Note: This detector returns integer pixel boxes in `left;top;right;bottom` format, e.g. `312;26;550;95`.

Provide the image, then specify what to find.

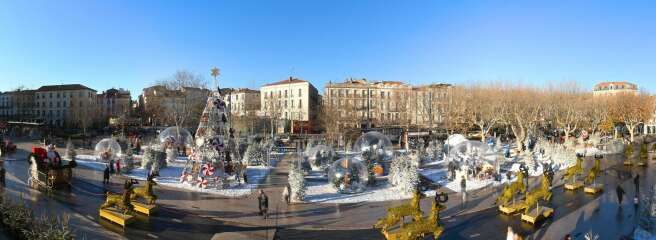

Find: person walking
258;190;269;219
116;159;121;175
634;174;640;195
282;184;291;204
109;159;115;174
616;184;625;205
103;166;110;184
460;176;467;204
0;166;5;186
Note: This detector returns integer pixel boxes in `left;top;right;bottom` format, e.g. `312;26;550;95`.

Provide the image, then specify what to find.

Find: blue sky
1;1;655;97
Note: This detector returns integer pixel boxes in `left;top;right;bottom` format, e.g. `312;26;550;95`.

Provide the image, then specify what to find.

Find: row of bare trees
446;82;655;152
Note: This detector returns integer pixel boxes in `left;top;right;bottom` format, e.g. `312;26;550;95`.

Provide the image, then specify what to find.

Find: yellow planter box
584;183;603;194
499;202;526;215
521;207;553;225
564;181;583;191
100;208;135;227
132;201;158;216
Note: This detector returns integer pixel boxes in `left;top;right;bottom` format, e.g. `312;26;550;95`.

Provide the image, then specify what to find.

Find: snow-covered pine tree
288;162;306;202
243;143;266;166
123;144;134;173
141;146;153;169
65;139;76;161
151;149;162;175
389;154;419;194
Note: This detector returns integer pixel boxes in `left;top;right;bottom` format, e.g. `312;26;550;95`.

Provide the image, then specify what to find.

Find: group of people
102;158;122;184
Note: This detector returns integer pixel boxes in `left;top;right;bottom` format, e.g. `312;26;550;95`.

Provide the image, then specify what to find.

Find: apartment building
225;88;260;117
0;89;36;121
97;88;131;120
35;84;98;127
260;77;320;133
324;79;451;131
593;81;638;96
141;85;210;126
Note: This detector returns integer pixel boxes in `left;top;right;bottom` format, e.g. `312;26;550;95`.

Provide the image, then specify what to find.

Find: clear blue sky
1;1;655;97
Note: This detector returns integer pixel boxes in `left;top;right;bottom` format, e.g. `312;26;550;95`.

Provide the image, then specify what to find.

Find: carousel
28;144;77;190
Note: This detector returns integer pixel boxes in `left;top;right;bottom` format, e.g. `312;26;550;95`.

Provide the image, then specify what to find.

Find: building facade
226;88;260;117
0;89;37;121
35;84;98;127
141;85;210;127
324;79;451;131
260;77;320;133
593;81;638;96
97;88;131;119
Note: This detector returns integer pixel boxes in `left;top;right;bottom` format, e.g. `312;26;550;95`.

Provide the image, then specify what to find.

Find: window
49;93;52;98
49;102;53;108
285;90;288;97
57;102;60;108
298;89;302;97
299;99;302;108
57;93;60;98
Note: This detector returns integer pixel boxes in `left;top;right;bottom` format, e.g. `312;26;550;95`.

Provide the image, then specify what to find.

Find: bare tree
460;84;505;142
155;70;208;129
501;85;545;153
585;95;609;135
548;84;586;141
609;92;655;142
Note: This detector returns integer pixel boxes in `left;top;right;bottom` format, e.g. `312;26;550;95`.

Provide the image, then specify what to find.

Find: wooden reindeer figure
101;180;135;215
132;173;158;204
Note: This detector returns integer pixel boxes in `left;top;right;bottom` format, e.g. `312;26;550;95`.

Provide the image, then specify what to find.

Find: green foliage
0;195;73;240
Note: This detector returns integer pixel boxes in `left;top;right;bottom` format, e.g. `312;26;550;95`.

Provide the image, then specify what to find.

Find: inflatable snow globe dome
328;157;369;194
352;131;394;161
448;140;492;161
446;134;467;149
307;145;336;170
158;127;194;148
95;138;122;161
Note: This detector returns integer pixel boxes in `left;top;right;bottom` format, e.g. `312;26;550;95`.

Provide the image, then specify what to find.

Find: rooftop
593;81;638;91
37;84;96;92
263;77;308;87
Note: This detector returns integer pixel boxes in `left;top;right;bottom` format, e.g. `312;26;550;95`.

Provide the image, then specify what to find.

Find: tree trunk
628;125;636;142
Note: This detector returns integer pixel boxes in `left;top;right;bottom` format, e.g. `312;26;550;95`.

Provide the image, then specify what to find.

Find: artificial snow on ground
419;167;501;192
303;180;415;203
74;154;274;198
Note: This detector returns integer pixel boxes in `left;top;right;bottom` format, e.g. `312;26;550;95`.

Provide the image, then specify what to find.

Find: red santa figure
46;144;61;167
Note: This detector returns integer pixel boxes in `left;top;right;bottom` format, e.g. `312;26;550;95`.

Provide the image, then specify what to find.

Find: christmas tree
181;67;233;189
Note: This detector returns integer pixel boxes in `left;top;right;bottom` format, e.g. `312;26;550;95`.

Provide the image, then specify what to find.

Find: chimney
289;76;293;81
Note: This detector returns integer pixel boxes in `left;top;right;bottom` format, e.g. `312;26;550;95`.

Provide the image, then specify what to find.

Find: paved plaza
1;139;652;239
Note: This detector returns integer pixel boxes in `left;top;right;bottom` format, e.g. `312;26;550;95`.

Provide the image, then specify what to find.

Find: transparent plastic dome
328;157;369;194
448;140;494;163
95;138;122;161
307;145;336;170
352;131;393;161
158;127;194;148
446;134;467;148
